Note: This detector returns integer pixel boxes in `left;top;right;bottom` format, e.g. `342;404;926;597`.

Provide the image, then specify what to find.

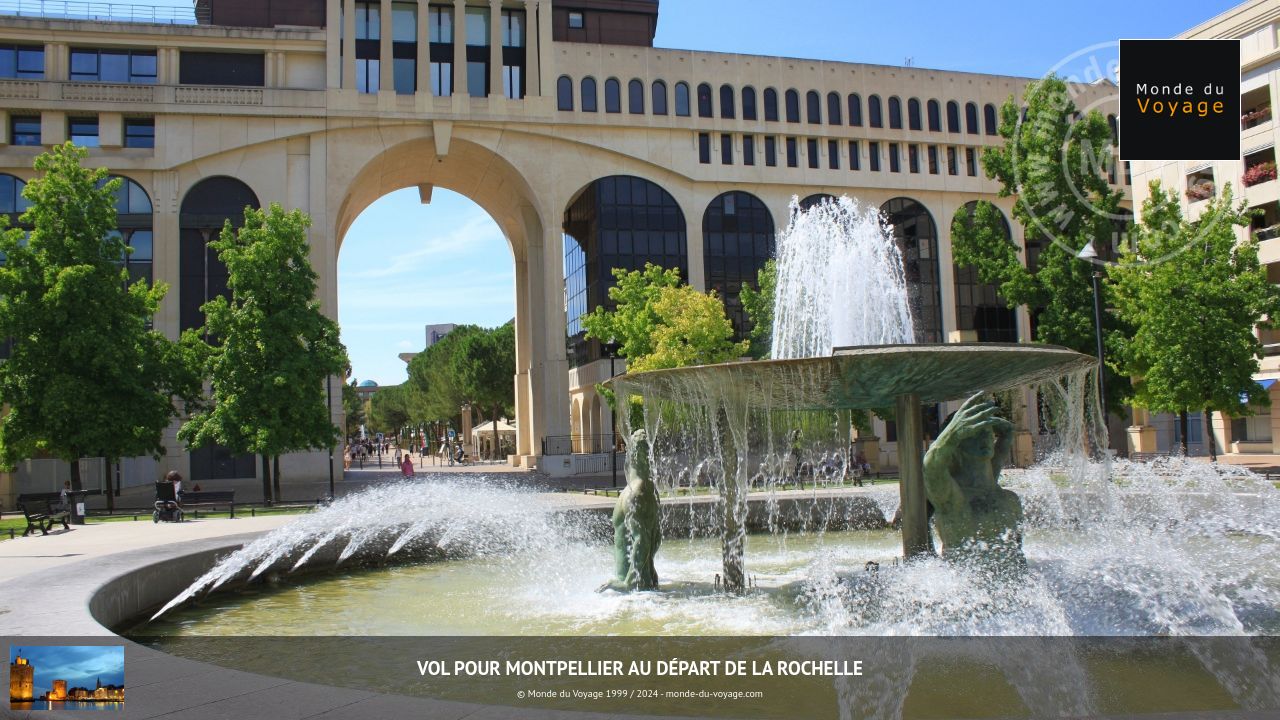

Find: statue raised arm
922;393;1025;566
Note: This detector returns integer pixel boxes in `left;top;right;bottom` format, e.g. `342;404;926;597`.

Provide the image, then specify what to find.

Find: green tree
406;324;484;423
582;263;745;372
343;380;365;438
951;74;1131;413
368;383;411;436
0;144;200;502
180;204;348;503
740;259;776;359
450;322;516;460
1110;182;1280;459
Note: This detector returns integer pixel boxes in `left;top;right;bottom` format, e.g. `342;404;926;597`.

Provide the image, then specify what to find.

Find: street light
604;338;622;488
1076;241;1107;414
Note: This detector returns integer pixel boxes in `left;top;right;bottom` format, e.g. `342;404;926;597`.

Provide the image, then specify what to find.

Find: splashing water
772;196;914;359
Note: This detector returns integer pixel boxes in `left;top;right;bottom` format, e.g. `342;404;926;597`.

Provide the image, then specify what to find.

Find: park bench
180;490;237;519
17;495;70;536
1130;452;1171;463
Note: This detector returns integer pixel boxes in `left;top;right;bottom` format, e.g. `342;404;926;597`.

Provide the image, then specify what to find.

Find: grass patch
0;505;316;541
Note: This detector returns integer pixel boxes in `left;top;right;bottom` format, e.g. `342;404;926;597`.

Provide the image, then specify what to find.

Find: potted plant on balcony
1185;181;1215;201
1243;161;1277;188
1241;106;1272;127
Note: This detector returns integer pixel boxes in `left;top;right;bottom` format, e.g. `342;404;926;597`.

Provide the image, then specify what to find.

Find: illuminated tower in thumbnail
9;653;33;701
50;679;67;700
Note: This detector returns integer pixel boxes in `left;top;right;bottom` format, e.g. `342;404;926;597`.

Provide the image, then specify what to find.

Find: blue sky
143;0;1243;384
10;646;125;695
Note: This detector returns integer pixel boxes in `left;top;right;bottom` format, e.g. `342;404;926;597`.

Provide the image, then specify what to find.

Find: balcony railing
0;0;206;25
1243;106;1272;130
1255;223;1280;242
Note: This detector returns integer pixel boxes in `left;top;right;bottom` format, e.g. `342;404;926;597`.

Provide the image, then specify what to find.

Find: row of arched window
556;76;1001;135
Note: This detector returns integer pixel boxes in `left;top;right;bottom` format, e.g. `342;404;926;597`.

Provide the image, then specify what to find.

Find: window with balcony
0;45;43;79
1251;200;1280;241
1242;85;1272;130
1186;168;1215;202
1244;147;1277;188
70;48;157;84
69;117;99;147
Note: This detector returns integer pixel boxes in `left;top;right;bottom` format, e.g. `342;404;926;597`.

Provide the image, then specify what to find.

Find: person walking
342;445;352;471
400;453;414;478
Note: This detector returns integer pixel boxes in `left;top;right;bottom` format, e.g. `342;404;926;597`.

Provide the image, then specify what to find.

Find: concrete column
685;192;705;291
342;0;356;90
452;0;468;97
264;51;276;87
936;200;958;339
415;0;430;95
896;393;932;559
379;0;394;93
326;0;341;88
522;0;539;97
44;43;67;81
536;0;552;101
488;0;502;98
513;255;533;459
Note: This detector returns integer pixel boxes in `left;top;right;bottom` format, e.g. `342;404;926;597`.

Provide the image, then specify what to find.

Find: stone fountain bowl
609;343;1097;409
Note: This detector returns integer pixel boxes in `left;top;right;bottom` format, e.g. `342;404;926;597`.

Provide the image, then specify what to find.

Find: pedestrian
393;445;402;464
343;445;352;470
400;453;414;478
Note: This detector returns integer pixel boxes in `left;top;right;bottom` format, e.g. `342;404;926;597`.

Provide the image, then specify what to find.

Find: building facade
0;0;1124;499
1128;0;1280;457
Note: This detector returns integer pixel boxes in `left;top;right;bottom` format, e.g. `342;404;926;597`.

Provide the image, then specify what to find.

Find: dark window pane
557;75;573;110
868;95;882;128
785;89;799;123
628;78;644;114
742;87;756;120
651;80;666;115
764;88;778;122
605;78;621;112
888;96;902;129
674;82;690;116
719;84;735;119
697;82;713;118
581;77;597;111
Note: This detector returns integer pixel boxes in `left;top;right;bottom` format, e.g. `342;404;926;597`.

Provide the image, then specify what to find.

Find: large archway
881;197;942;343
329;132;563;464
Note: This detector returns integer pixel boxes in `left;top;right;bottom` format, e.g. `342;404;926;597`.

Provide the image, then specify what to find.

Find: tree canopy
0;144;200;493
404;322;516;434
740;259;777;359
582;263;746;372
179;203;348;501
950;74;1131;413
1110;182;1280;457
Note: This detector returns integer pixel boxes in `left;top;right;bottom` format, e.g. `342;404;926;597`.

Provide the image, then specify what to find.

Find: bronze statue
602;428;661;591
922;393;1025;566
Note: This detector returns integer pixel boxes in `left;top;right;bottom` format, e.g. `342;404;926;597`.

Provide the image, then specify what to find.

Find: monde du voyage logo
1120;39;1240;161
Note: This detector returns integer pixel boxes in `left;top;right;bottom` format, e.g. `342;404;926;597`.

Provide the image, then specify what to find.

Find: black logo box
1120;39;1241;161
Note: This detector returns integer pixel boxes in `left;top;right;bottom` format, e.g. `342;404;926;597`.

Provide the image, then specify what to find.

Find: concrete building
1128;0;1280;457
0;0;1125;500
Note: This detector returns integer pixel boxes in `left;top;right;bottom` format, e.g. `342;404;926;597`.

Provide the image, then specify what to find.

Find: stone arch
880;197;942;343
571;395;584;452
330;130;560;463
952;201;1016;342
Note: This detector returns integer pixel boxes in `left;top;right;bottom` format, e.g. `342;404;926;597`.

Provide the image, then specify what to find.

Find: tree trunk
69;456;82;491
272;455;281;500
493;403;501;463
1178;410;1190;456
103;458;115;512
1204;408;1218;462
261;454;273;505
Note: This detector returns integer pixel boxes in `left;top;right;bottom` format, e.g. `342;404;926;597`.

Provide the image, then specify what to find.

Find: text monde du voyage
417;659;864;677
1133;82;1230;118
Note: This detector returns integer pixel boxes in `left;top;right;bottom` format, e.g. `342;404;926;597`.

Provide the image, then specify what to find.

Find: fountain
132;195;1280;718
607;196;1093;589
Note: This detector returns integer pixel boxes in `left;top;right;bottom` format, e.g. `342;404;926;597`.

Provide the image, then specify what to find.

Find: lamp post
1076;241;1107;413
326;374;335;500
605;339;622;487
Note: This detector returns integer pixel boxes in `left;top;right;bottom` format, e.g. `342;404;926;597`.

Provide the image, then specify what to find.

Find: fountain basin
610;343;1097;409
